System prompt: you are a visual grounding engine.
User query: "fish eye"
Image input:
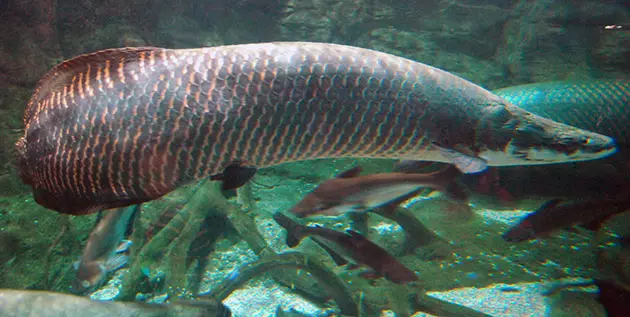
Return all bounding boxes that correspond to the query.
[579,136,590,145]
[81,280,91,288]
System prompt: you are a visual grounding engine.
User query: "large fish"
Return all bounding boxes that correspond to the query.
[73,205,139,294]
[16,42,617,215]
[415,80,630,202]
[494,80,630,148]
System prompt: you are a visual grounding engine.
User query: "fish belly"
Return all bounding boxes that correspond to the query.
[361,184,426,209]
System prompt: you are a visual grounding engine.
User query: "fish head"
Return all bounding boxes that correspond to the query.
[72,261,106,294]
[475,102,617,166]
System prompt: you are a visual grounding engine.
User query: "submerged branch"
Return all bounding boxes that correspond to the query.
[209,251,359,316]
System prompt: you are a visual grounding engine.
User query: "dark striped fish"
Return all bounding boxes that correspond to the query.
[16,42,617,215]
[494,80,630,147]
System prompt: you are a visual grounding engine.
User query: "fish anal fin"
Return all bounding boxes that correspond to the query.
[336,166,362,178]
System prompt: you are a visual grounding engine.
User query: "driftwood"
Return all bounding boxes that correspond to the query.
[119,181,214,300]
[118,179,494,317]
[209,252,358,316]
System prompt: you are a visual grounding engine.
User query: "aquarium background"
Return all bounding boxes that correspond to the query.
[0,0,629,316]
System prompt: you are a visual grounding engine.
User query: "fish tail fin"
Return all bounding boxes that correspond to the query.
[272,212,305,247]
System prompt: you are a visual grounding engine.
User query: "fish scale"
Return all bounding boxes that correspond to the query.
[16,42,617,215]
[494,80,630,146]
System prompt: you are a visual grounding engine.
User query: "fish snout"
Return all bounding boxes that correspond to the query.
[545,121,618,162]
[480,104,618,165]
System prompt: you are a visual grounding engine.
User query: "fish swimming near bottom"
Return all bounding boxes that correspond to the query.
[0,289,231,317]
[73,204,139,294]
[16,42,617,216]
[503,196,630,242]
[273,212,418,284]
[290,164,467,218]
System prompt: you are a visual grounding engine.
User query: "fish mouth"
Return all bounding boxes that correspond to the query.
[478,103,619,165]
[546,131,618,162]
[479,133,617,166]
[583,135,617,158]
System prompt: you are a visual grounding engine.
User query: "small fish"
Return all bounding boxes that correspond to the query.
[272,212,418,284]
[503,196,630,242]
[73,205,139,294]
[290,164,467,218]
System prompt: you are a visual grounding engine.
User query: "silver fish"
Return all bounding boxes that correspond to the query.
[289,164,466,217]
[73,205,139,294]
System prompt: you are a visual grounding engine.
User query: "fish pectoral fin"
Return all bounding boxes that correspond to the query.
[105,254,129,271]
[433,143,487,174]
[210,161,258,191]
[336,166,362,178]
[72,260,80,270]
[115,239,133,253]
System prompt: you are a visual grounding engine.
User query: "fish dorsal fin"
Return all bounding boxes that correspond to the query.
[336,166,362,178]
[25,47,163,125]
